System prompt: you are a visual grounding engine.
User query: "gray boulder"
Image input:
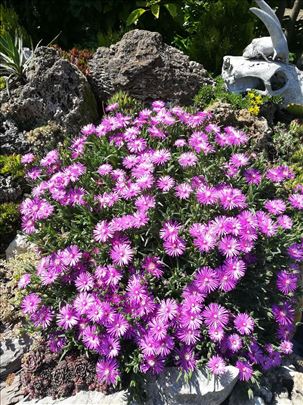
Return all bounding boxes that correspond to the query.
[145,366,238,405]
[88,29,214,105]
[19,390,129,405]
[0,47,98,154]
[0,336,32,379]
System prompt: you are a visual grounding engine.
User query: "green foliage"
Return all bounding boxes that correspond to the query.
[286,104,303,118]
[0,4,29,42]
[194,77,250,110]
[0,76,6,90]
[0,31,29,86]
[289,145,303,188]
[107,91,143,115]
[0,154,24,178]
[0,202,20,238]
[185,0,255,73]
[5,0,138,50]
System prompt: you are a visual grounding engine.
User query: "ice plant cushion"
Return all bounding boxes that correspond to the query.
[19,101,303,387]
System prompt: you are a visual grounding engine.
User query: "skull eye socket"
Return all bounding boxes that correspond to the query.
[233,76,266,92]
[270,70,287,91]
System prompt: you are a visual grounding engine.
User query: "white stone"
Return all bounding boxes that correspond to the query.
[5,234,34,260]
[244,0,289,62]
[19,390,129,405]
[222,0,303,106]
[222,56,303,106]
[145,366,238,405]
[0,336,32,379]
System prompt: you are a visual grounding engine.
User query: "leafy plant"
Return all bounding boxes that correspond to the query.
[0,202,20,246]
[194,77,250,110]
[0,154,24,179]
[0,31,30,88]
[126,1,182,26]
[19,100,302,396]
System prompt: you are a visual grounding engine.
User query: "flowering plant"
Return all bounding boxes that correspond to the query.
[20,101,303,389]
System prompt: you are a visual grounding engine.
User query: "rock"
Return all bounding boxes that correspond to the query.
[206,102,272,151]
[290,371,303,405]
[88,29,214,105]
[5,234,34,260]
[145,366,238,405]
[229,383,266,405]
[0,336,32,379]
[0,175,22,203]
[0,117,28,154]
[0,372,23,405]
[19,390,129,405]
[0,47,98,154]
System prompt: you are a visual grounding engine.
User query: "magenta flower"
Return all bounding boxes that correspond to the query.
[110,242,134,266]
[160,221,181,242]
[272,303,295,326]
[202,303,229,329]
[174,346,197,372]
[96,358,119,385]
[194,266,219,294]
[57,304,78,329]
[157,176,175,191]
[21,153,35,164]
[208,355,226,376]
[18,273,31,289]
[178,152,198,168]
[236,360,253,381]
[218,236,240,257]
[175,183,192,199]
[158,299,178,321]
[62,245,82,267]
[142,256,164,278]
[289,193,303,210]
[234,313,254,335]
[276,271,298,294]
[279,340,293,354]
[227,334,242,352]
[244,168,262,185]
[163,237,186,256]
[21,293,41,315]
[264,199,286,215]
[93,220,113,243]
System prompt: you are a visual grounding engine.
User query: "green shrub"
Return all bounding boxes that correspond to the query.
[0,202,20,240]
[0,154,24,178]
[194,77,250,110]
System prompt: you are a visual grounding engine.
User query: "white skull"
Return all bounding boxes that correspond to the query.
[222,56,303,106]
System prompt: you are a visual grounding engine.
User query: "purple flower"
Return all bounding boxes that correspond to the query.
[163,237,186,257]
[157,176,175,191]
[110,242,134,266]
[57,304,78,329]
[244,168,262,185]
[272,303,295,326]
[18,274,31,289]
[142,256,164,278]
[194,266,219,294]
[236,360,253,381]
[178,152,198,168]
[202,303,229,329]
[21,293,41,315]
[234,313,254,335]
[96,358,119,385]
[289,193,303,210]
[208,355,226,376]
[277,271,298,294]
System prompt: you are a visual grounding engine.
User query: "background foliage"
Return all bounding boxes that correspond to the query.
[2,0,302,74]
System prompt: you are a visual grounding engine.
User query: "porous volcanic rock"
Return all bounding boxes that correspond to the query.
[88,29,214,105]
[0,47,98,154]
